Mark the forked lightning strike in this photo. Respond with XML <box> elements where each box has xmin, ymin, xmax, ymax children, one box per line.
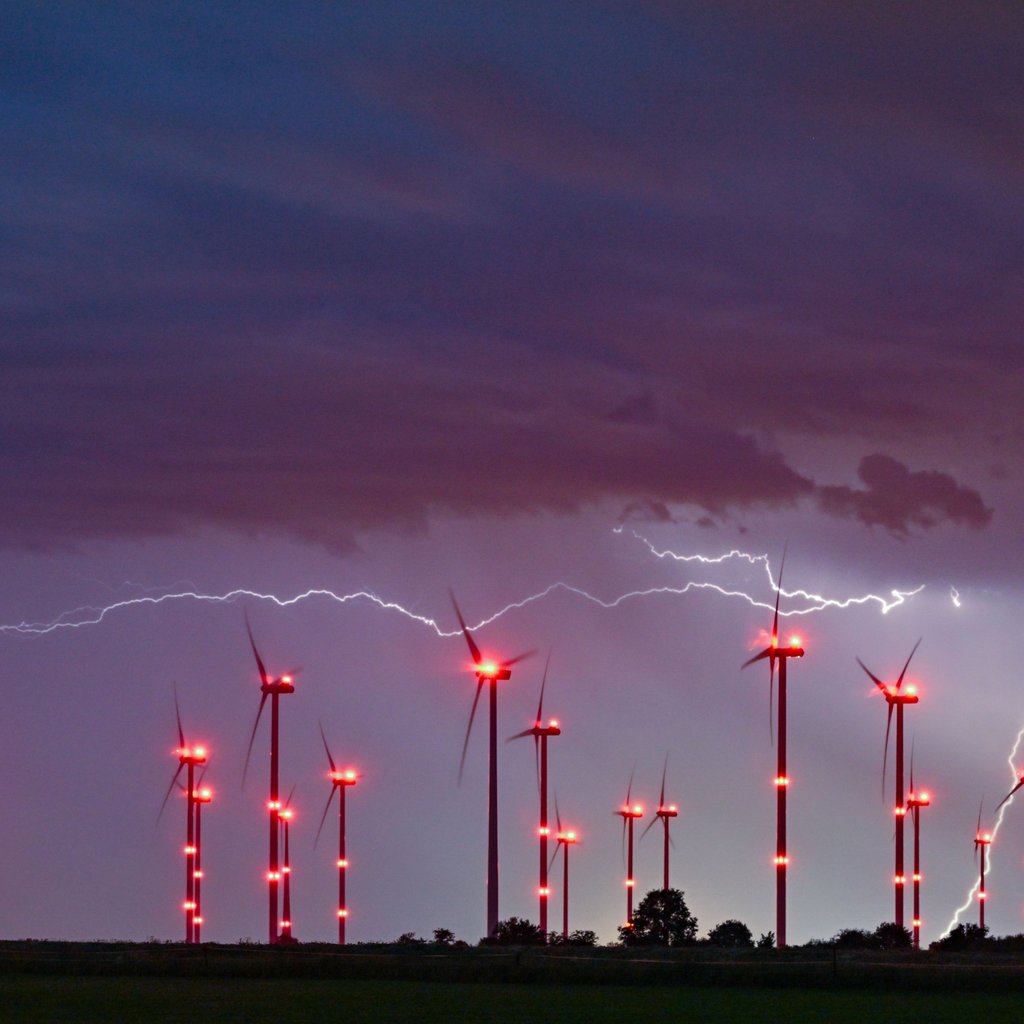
<box><xmin>941</xmin><ymin>727</ymin><xmax>1024</xmax><ymax>937</ymax></box>
<box><xmin>622</xmin><ymin>529</ymin><xmax>925</xmax><ymax>615</ymax></box>
<box><xmin>0</xmin><ymin>535</ymin><xmax>924</xmax><ymax>639</ymax></box>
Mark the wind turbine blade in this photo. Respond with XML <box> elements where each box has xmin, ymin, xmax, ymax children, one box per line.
<box><xmin>659</xmin><ymin>753</ymin><xmax>668</xmax><ymax>808</ymax></box>
<box><xmin>157</xmin><ymin>762</ymin><xmax>186</xmax><ymax>824</ymax></box>
<box><xmin>245</xmin><ymin>611</ymin><xmax>270</xmax><ymax>684</ymax></box>
<box><xmin>881</xmin><ymin>701</ymin><xmax>894</xmax><ymax>800</ymax></box>
<box><xmin>241</xmin><ymin>693</ymin><xmax>268</xmax><ymax>790</ymax></box>
<box><xmin>995</xmin><ymin>781</ymin><xmax>1024</xmax><ymax>814</ymax></box>
<box><xmin>640</xmin><ymin>815</ymin><xmax>658</xmax><ymax>841</ymax></box>
<box><xmin>741</xmin><ymin>647</ymin><xmax>770</xmax><ymax>669</ymax></box>
<box><xmin>857</xmin><ymin>657</ymin><xmax>888</xmax><ymax>694</ymax></box>
<box><xmin>555</xmin><ymin>795</ymin><xmax>562</xmax><ymax>834</ymax></box>
<box><xmin>548</xmin><ymin>846</ymin><xmax>561</xmax><ymax>874</ymax></box>
<box><xmin>771</xmin><ymin>545</ymin><xmax>787</xmax><ymax>644</ymax></box>
<box><xmin>769</xmin><ymin>659</ymin><xmax>775</xmax><ymax>746</ymax></box>
<box><xmin>313</xmin><ymin>787</ymin><xmax>337</xmax><ymax>849</ymax></box>
<box><xmin>284</xmin><ymin>783</ymin><xmax>297</xmax><ymax>809</ymax></box>
<box><xmin>625</xmin><ymin>765</ymin><xmax>635</xmax><ymax>808</ymax></box>
<box><xmin>458</xmin><ymin>678</ymin><xmax>486</xmax><ymax>784</ymax></box>
<box><xmin>975</xmin><ymin>800</ymin><xmax>983</xmax><ymax>863</ymax></box>
<box><xmin>536</xmin><ymin>650</ymin><xmax>551</xmax><ymax>725</ymax></box>
<box><xmin>319</xmin><ymin>721</ymin><xmax>338</xmax><ymax>773</ymax></box>
<box><xmin>895</xmin><ymin>638</ymin><xmax>922</xmax><ymax>692</ymax></box>
<box><xmin>449</xmin><ymin>590</ymin><xmax>482</xmax><ymax>665</ymax></box>
<box><xmin>173</xmin><ymin>684</ymin><xmax>185</xmax><ymax>749</ymax></box>
<box><xmin>506</xmin><ymin>728</ymin><xmax>535</xmax><ymax>742</ymax></box>
<box><xmin>504</xmin><ymin>649</ymin><xmax>536</xmax><ymax>669</ymax></box>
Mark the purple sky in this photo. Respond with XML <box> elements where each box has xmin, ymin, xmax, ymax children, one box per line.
<box><xmin>2</xmin><ymin>2</ymin><xmax>1024</xmax><ymax>945</ymax></box>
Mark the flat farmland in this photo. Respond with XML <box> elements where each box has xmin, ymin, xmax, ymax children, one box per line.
<box><xmin>1</xmin><ymin>977</ymin><xmax>1022</xmax><ymax>1024</ymax></box>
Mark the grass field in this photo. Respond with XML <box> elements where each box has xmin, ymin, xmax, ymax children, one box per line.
<box><xmin>2</xmin><ymin>976</ymin><xmax>1022</xmax><ymax>1024</ymax></box>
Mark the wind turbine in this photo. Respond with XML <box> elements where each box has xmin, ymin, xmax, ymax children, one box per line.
<box><xmin>157</xmin><ymin>690</ymin><xmax>207</xmax><ymax>944</ymax></box>
<box><xmin>242</xmin><ymin>615</ymin><xmax>296</xmax><ymax>944</ymax></box>
<box><xmin>974</xmin><ymin>804</ymin><xmax>992</xmax><ymax>930</ymax></box>
<box><xmin>550</xmin><ymin>802</ymin><xmax>577</xmax><ymax>942</ymax></box>
<box><xmin>507</xmin><ymin>652</ymin><xmax>560</xmax><ymax>935</ymax></box>
<box><xmin>614</xmin><ymin>772</ymin><xmax>644</xmax><ymax>928</ymax></box>
<box><xmin>451</xmin><ymin>591</ymin><xmax>534</xmax><ymax>939</ymax></box>
<box><xmin>640</xmin><ymin>756</ymin><xmax>678</xmax><ymax>891</ymax></box>
<box><xmin>278</xmin><ymin>787</ymin><xmax>297</xmax><ymax>943</ymax></box>
<box><xmin>856</xmin><ymin>639</ymin><xmax>921</xmax><ymax>929</ymax></box>
<box><xmin>192</xmin><ymin>783</ymin><xmax>212</xmax><ymax>943</ymax></box>
<box><xmin>905</xmin><ymin>761</ymin><xmax>930</xmax><ymax>950</ymax></box>
<box><xmin>741</xmin><ymin>551</ymin><xmax>804</xmax><ymax>949</ymax></box>
<box><xmin>314</xmin><ymin>724</ymin><xmax>359</xmax><ymax>944</ymax></box>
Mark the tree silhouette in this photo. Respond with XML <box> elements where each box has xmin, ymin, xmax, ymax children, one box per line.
<box><xmin>930</xmin><ymin>923</ymin><xmax>989</xmax><ymax>951</ymax></box>
<box><xmin>873</xmin><ymin>921</ymin><xmax>912</xmax><ymax>950</ymax></box>
<box><xmin>832</xmin><ymin>927</ymin><xmax>877</xmax><ymax>949</ymax></box>
<box><xmin>706</xmin><ymin>919</ymin><xmax>754</xmax><ymax>948</ymax></box>
<box><xmin>619</xmin><ymin>888</ymin><xmax>697</xmax><ymax>946</ymax></box>
<box><xmin>549</xmin><ymin>929</ymin><xmax>597</xmax><ymax>947</ymax></box>
<box><xmin>490</xmin><ymin>916</ymin><xmax>546</xmax><ymax>945</ymax></box>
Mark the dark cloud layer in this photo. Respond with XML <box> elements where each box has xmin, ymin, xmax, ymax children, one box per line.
<box><xmin>818</xmin><ymin>453</ymin><xmax>992</xmax><ymax>536</ymax></box>
<box><xmin>0</xmin><ymin>2</ymin><xmax>1017</xmax><ymax>549</ymax></box>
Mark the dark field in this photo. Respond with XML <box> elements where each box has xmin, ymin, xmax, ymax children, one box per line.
<box><xmin>2</xmin><ymin>977</ymin><xmax>1023</xmax><ymax>1024</ymax></box>
<box><xmin>5</xmin><ymin>943</ymin><xmax>1024</xmax><ymax>1023</ymax></box>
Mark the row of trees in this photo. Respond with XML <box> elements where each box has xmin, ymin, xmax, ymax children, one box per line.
<box><xmin>399</xmin><ymin>889</ymin><xmax>760</xmax><ymax>948</ymax></box>
<box><xmin>396</xmin><ymin>890</ymin><xmax>1024</xmax><ymax>951</ymax></box>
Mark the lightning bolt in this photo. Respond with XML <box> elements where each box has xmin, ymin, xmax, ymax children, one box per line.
<box><xmin>0</xmin><ymin>532</ymin><xmax>923</xmax><ymax>637</ymax></box>
<box><xmin>940</xmin><ymin>728</ymin><xmax>1024</xmax><ymax>938</ymax></box>
<box><xmin>951</xmin><ymin>586</ymin><xmax>962</xmax><ymax>608</ymax></box>
<box><xmin>622</xmin><ymin>529</ymin><xmax>924</xmax><ymax>615</ymax></box>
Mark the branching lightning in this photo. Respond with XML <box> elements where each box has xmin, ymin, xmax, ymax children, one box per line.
<box><xmin>941</xmin><ymin>729</ymin><xmax>1024</xmax><ymax>938</ymax></box>
<box><xmin>621</xmin><ymin>529</ymin><xmax>925</xmax><ymax>615</ymax></box>
<box><xmin>1</xmin><ymin>532</ymin><xmax>923</xmax><ymax>638</ymax></box>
